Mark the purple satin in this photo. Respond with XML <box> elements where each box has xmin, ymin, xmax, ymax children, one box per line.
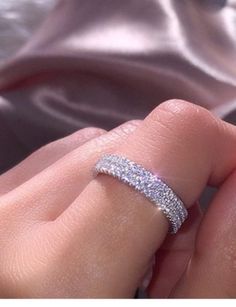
<box><xmin>0</xmin><ymin>0</ymin><xmax>236</xmax><ymax>173</ymax></box>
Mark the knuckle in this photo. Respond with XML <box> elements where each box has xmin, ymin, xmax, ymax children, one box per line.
<box><xmin>95</xmin><ymin>121</ymin><xmax>140</xmax><ymax>147</ymax></box>
<box><xmin>115</xmin><ymin>120</ymin><xmax>141</xmax><ymax>136</ymax></box>
<box><xmin>125</xmin><ymin>119</ymin><xmax>142</xmax><ymax>127</ymax></box>
<box><xmin>59</xmin><ymin>127</ymin><xmax>106</xmax><ymax>145</ymax></box>
<box><xmin>45</xmin><ymin>127</ymin><xmax>106</xmax><ymax>151</ymax></box>
<box><xmin>149</xmin><ymin>99</ymin><xmax>215</xmax><ymax>136</ymax></box>
<box><xmin>73</xmin><ymin>127</ymin><xmax>106</xmax><ymax>139</ymax></box>
<box><xmin>157</xmin><ymin>99</ymin><xmax>197</xmax><ymax>119</ymax></box>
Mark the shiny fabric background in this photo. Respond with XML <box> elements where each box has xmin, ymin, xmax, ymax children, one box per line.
<box><xmin>0</xmin><ymin>0</ymin><xmax>56</xmax><ymax>61</ymax></box>
<box><xmin>0</xmin><ymin>0</ymin><xmax>236</xmax><ymax>173</ymax></box>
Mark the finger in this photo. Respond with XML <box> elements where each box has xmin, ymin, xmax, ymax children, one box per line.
<box><xmin>55</xmin><ymin>100</ymin><xmax>236</xmax><ymax>297</ymax></box>
<box><xmin>171</xmin><ymin>170</ymin><xmax>236</xmax><ymax>298</ymax></box>
<box><xmin>0</xmin><ymin>121</ymin><xmax>140</xmax><ymax>221</ymax></box>
<box><xmin>148</xmin><ymin>203</ymin><xmax>202</xmax><ymax>298</ymax></box>
<box><xmin>0</xmin><ymin>127</ymin><xmax>105</xmax><ymax>195</ymax></box>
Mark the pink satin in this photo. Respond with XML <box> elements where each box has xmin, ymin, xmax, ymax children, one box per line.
<box><xmin>0</xmin><ymin>0</ymin><xmax>236</xmax><ymax>173</ymax></box>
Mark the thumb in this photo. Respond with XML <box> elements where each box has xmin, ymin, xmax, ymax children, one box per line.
<box><xmin>172</xmin><ymin>169</ymin><xmax>236</xmax><ymax>298</ymax></box>
<box><xmin>55</xmin><ymin>100</ymin><xmax>236</xmax><ymax>297</ymax></box>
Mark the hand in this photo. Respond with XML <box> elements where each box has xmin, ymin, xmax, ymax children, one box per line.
<box><xmin>0</xmin><ymin>100</ymin><xmax>236</xmax><ymax>298</ymax></box>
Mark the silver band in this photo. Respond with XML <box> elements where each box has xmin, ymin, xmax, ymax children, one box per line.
<box><xmin>94</xmin><ymin>154</ymin><xmax>188</xmax><ymax>234</ymax></box>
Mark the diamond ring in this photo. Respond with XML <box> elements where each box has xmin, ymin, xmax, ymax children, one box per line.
<box><xmin>94</xmin><ymin>154</ymin><xmax>188</xmax><ymax>234</ymax></box>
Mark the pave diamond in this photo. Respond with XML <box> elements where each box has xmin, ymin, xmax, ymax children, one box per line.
<box><xmin>94</xmin><ymin>154</ymin><xmax>188</xmax><ymax>234</ymax></box>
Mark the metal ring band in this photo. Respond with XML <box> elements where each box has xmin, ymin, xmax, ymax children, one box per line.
<box><xmin>94</xmin><ymin>154</ymin><xmax>188</xmax><ymax>234</ymax></box>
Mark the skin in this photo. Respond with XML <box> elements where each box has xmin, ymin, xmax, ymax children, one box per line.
<box><xmin>0</xmin><ymin>99</ymin><xmax>236</xmax><ymax>297</ymax></box>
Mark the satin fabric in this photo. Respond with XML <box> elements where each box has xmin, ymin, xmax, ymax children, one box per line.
<box><xmin>0</xmin><ymin>0</ymin><xmax>236</xmax><ymax>173</ymax></box>
<box><xmin>0</xmin><ymin>0</ymin><xmax>56</xmax><ymax>62</ymax></box>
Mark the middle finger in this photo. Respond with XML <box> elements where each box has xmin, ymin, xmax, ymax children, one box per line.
<box><xmin>0</xmin><ymin>121</ymin><xmax>140</xmax><ymax>221</ymax></box>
